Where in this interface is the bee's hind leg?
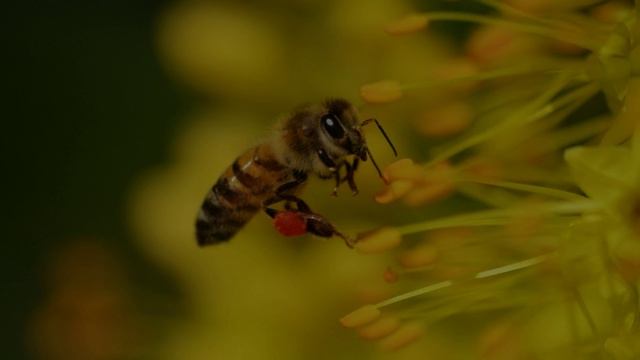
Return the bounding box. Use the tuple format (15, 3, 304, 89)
(263, 192, 311, 213)
(262, 173, 311, 213)
(264, 207, 279, 218)
(274, 193, 356, 247)
(277, 194, 311, 213)
(264, 175, 356, 247)
(304, 213, 356, 248)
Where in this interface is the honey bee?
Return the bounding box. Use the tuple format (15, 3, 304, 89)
(195, 98, 396, 247)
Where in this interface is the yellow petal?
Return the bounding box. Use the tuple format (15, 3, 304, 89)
(398, 244, 439, 269)
(383, 158, 425, 181)
(379, 322, 424, 351)
(340, 305, 381, 328)
(375, 180, 413, 204)
(418, 101, 473, 137)
(384, 14, 429, 36)
(432, 58, 479, 93)
(591, 1, 633, 24)
(460, 157, 503, 180)
(403, 180, 455, 206)
(358, 316, 400, 340)
(355, 227, 402, 254)
(360, 81, 403, 104)
(477, 321, 521, 359)
(466, 25, 541, 66)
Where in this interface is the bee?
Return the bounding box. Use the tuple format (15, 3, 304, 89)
(195, 98, 396, 247)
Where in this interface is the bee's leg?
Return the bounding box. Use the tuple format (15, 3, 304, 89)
(264, 207, 278, 218)
(263, 202, 297, 217)
(351, 157, 360, 171)
(274, 171, 311, 210)
(343, 160, 359, 195)
(276, 194, 311, 213)
(284, 201, 295, 211)
(263, 197, 304, 218)
(263, 179, 311, 216)
(318, 149, 348, 197)
(304, 214, 356, 248)
(331, 164, 345, 197)
(263, 170, 355, 247)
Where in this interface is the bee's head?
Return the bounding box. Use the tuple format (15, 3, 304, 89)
(316, 99, 397, 180)
(280, 98, 396, 180)
(317, 99, 367, 159)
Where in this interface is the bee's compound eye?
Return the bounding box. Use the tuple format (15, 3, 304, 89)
(321, 114, 345, 139)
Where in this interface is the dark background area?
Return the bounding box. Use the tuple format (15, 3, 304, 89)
(6, 1, 185, 358)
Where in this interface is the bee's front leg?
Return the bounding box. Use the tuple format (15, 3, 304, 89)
(331, 159, 360, 196)
(343, 159, 359, 195)
(331, 164, 344, 197)
(332, 158, 362, 196)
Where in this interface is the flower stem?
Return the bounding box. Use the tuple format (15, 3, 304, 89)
(423, 12, 597, 50)
(457, 178, 587, 201)
(396, 201, 597, 236)
(402, 61, 581, 91)
(376, 255, 550, 309)
(572, 287, 600, 337)
(376, 281, 453, 308)
(427, 74, 588, 165)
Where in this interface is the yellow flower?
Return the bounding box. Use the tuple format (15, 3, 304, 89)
(344, 1, 640, 356)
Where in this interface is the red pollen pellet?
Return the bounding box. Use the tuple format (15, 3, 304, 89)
(273, 211, 307, 237)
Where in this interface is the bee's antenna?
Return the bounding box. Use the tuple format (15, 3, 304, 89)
(366, 147, 389, 185)
(361, 118, 398, 157)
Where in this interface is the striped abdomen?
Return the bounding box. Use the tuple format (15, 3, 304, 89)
(196, 144, 292, 246)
